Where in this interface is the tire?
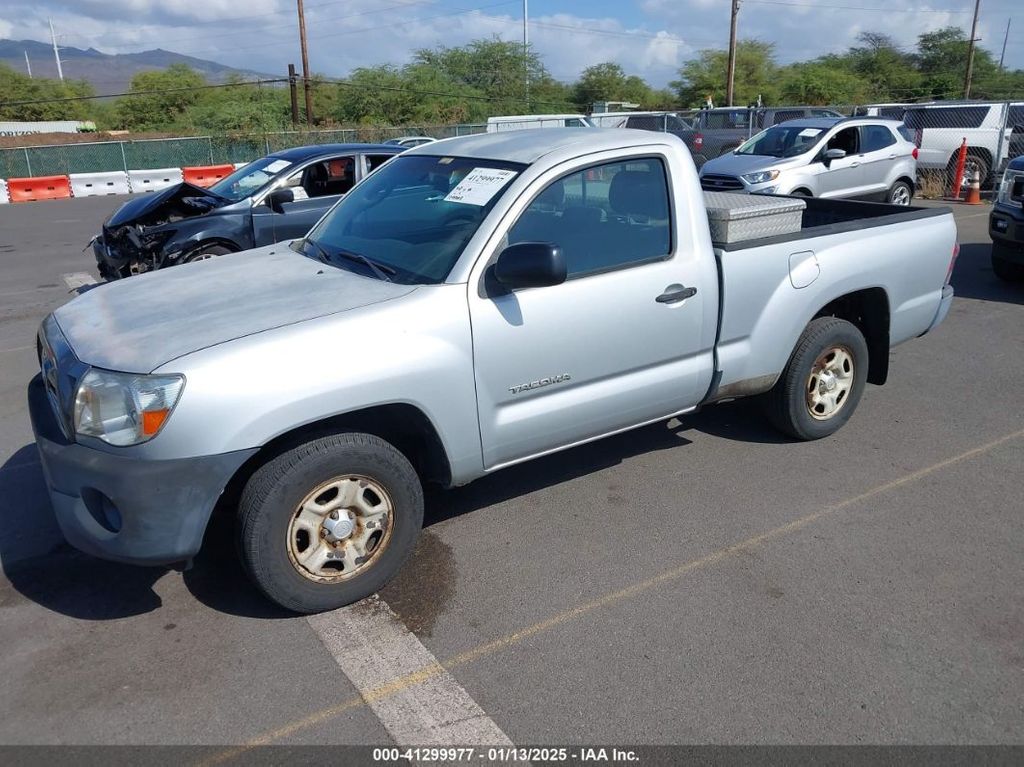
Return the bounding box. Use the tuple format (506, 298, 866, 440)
(763, 317, 870, 441)
(949, 153, 989, 191)
(238, 432, 424, 613)
(790, 189, 812, 197)
(184, 244, 233, 263)
(887, 180, 913, 206)
(992, 246, 1024, 282)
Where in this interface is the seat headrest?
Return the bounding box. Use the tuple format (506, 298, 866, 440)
(608, 170, 668, 219)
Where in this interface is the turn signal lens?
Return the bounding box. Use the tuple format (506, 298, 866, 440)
(141, 409, 170, 436)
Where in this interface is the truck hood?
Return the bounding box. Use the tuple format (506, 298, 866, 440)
(105, 182, 226, 229)
(53, 244, 416, 373)
(700, 152, 806, 178)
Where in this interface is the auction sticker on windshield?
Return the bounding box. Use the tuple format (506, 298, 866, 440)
(798, 128, 823, 138)
(265, 159, 291, 173)
(444, 168, 517, 205)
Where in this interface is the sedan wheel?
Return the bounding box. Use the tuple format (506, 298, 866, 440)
(888, 181, 912, 206)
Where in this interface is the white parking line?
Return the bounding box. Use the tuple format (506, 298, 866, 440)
(62, 272, 97, 292)
(307, 596, 516, 747)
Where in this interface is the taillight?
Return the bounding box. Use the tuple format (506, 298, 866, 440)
(694, 132, 703, 150)
(912, 147, 919, 160)
(946, 242, 959, 284)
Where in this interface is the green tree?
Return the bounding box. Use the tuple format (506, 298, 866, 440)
(671, 40, 779, 107)
(778, 62, 867, 105)
(916, 26, 999, 99)
(0, 64, 95, 121)
(572, 63, 657, 110)
(841, 32, 923, 102)
(114, 64, 207, 130)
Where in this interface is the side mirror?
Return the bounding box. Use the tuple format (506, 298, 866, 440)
(823, 148, 846, 165)
(267, 188, 294, 214)
(493, 242, 566, 290)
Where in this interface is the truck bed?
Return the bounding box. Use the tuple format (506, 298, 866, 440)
(714, 197, 951, 250)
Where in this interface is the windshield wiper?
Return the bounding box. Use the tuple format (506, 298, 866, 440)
(304, 239, 395, 281)
(334, 249, 396, 282)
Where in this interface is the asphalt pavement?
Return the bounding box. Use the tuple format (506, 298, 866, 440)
(0, 194, 1021, 749)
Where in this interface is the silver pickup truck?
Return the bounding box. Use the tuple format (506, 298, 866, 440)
(29, 129, 957, 613)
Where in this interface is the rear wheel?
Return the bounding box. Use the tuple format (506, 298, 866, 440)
(887, 180, 913, 206)
(764, 317, 869, 440)
(238, 432, 423, 613)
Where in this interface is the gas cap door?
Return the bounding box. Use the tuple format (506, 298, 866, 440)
(789, 250, 819, 289)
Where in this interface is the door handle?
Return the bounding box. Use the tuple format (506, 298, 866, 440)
(656, 285, 697, 304)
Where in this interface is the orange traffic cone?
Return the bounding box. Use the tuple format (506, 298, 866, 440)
(965, 168, 982, 205)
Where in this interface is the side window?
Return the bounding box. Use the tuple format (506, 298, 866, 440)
(565, 118, 586, 127)
(300, 157, 355, 198)
(506, 158, 671, 279)
(365, 154, 394, 173)
(771, 110, 803, 125)
(826, 126, 859, 155)
(860, 124, 897, 152)
(627, 116, 659, 131)
(1008, 105, 1024, 130)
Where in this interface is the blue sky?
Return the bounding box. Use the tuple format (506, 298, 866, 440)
(1, 1, 1021, 89)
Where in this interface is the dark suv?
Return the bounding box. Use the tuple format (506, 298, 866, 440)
(990, 154, 1024, 282)
(686, 106, 845, 168)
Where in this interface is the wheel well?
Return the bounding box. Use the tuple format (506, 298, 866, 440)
(184, 238, 240, 257)
(896, 175, 915, 192)
(219, 404, 453, 512)
(814, 287, 890, 385)
(791, 187, 812, 197)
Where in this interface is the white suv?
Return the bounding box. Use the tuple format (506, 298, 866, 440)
(902, 101, 1024, 187)
(699, 117, 919, 204)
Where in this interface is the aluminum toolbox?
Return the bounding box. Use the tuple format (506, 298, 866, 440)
(704, 192, 806, 244)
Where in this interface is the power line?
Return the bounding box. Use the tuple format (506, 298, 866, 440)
(742, 0, 970, 12)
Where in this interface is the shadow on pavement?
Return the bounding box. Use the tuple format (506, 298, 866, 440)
(1, 399, 785, 620)
(951, 242, 1024, 305)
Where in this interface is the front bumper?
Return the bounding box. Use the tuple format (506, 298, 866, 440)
(28, 374, 256, 566)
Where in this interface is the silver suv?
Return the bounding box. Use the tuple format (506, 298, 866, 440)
(699, 117, 918, 204)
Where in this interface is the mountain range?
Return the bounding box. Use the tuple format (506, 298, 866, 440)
(0, 39, 276, 95)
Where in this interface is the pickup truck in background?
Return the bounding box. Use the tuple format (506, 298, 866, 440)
(990, 154, 1024, 281)
(30, 129, 958, 613)
(687, 106, 845, 168)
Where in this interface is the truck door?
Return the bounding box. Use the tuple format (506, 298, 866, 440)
(251, 157, 355, 245)
(468, 156, 716, 470)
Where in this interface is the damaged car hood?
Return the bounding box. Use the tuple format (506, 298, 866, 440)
(105, 182, 225, 228)
(53, 244, 416, 373)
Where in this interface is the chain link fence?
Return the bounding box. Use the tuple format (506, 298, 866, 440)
(0, 124, 488, 179)
(3, 100, 1022, 200)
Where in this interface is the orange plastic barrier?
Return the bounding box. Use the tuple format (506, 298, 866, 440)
(181, 164, 235, 187)
(6, 175, 72, 203)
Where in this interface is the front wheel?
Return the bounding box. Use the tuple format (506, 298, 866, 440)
(992, 246, 1024, 282)
(763, 317, 869, 440)
(238, 432, 424, 613)
(184, 244, 233, 263)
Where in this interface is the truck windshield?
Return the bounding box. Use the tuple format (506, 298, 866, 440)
(208, 156, 293, 202)
(304, 155, 525, 284)
(736, 125, 824, 158)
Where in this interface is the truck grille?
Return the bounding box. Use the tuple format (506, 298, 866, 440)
(701, 174, 745, 191)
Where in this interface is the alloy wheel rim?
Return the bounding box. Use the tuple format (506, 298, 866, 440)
(891, 186, 911, 205)
(286, 475, 394, 583)
(806, 345, 855, 420)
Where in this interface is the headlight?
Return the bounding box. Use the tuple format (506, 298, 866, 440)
(74, 369, 184, 446)
(741, 169, 780, 185)
(997, 169, 1023, 204)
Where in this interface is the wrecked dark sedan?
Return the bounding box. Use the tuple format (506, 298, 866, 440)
(92, 143, 403, 280)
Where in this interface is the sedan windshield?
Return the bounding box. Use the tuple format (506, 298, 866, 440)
(737, 125, 825, 158)
(208, 156, 293, 202)
(303, 155, 525, 285)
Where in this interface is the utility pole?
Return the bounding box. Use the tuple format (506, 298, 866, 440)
(963, 0, 981, 99)
(297, 0, 313, 126)
(48, 17, 64, 81)
(998, 18, 1011, 72)
(726, 0, 740, 107)
(523, 0, 530, 108)
(288, 64, 300, 126)
(24, 50, 32, 78)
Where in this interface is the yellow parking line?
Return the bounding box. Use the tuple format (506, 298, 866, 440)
(201, 426, 1024, 764)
